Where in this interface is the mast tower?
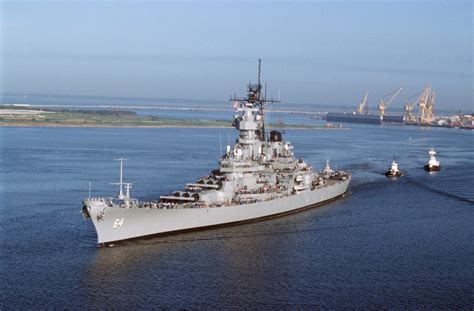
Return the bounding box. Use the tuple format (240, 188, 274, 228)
(230, 59, 280, 141)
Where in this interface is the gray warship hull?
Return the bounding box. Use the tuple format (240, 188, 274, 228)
(85, 177, 350, 245)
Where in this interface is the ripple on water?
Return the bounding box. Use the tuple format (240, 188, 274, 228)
(1, 126, 473, 309)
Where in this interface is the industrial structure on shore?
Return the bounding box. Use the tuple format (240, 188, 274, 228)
(404, 86, 436, 125)
(325, 86, 474, 128)
(326, 88, 404, 125)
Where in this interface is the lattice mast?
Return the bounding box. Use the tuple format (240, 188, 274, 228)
(230, 59, 280, 141)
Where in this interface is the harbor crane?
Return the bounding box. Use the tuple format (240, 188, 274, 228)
(355, 91, 369, 115)
(417, 86, 436, 124)
(378, 88, 402, 117)
(404, 101, 416, 123)
(404, 89, 423, 123)
(403, 86, 436, 124)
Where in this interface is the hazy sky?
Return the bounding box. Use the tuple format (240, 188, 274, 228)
(1, 0, 472, 109)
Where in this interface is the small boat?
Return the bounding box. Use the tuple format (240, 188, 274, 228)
(385, 160, 404, 177)
(424, 148, 441, 171)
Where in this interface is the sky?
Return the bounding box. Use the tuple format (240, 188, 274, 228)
(1, 0, 472, 110)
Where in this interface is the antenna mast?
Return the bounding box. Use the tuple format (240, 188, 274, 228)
(255, 59, 279, 141)
(111, 157, 128, 200)
(229, 59, 280, 142)
(257, 58, 262, 101)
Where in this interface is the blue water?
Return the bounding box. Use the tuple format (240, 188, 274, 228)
(0, 124, 473, 308)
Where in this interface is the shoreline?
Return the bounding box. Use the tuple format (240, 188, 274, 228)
(0, 105, 350, 130)
(0, 122, 350, 130)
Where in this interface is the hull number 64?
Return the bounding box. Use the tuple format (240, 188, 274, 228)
(113, 218, 124, 229)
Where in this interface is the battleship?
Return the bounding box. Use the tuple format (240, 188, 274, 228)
(81, 60, 351, 246)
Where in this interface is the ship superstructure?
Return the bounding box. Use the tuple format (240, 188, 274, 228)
(82, 60, 351, 246)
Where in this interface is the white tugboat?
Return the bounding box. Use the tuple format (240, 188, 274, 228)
(81, 60, 351, 246)
(385, 160, 404, 177)
(424, 148, 440, 171)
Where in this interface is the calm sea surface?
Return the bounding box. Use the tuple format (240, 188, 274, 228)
(0, 120, 473, 308)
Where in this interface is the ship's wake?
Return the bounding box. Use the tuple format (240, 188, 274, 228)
(404, 175, 474, 205)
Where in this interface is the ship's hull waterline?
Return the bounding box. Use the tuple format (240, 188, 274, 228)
(85, 177, 350, 245)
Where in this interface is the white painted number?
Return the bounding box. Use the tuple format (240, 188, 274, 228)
(113, 218, 124, 229)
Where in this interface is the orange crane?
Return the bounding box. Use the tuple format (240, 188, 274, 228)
(355, 91, 369, 115)
(403, 86, 436, 124)
(404, 101, 416, 123)
(417, 86, 435, 124)
(378, 88, 402, 117)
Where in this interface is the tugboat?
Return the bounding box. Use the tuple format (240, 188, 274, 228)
(385, 160, 404, 177)
(424, 148, 441, 171)
(81, 60, 351, 246)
